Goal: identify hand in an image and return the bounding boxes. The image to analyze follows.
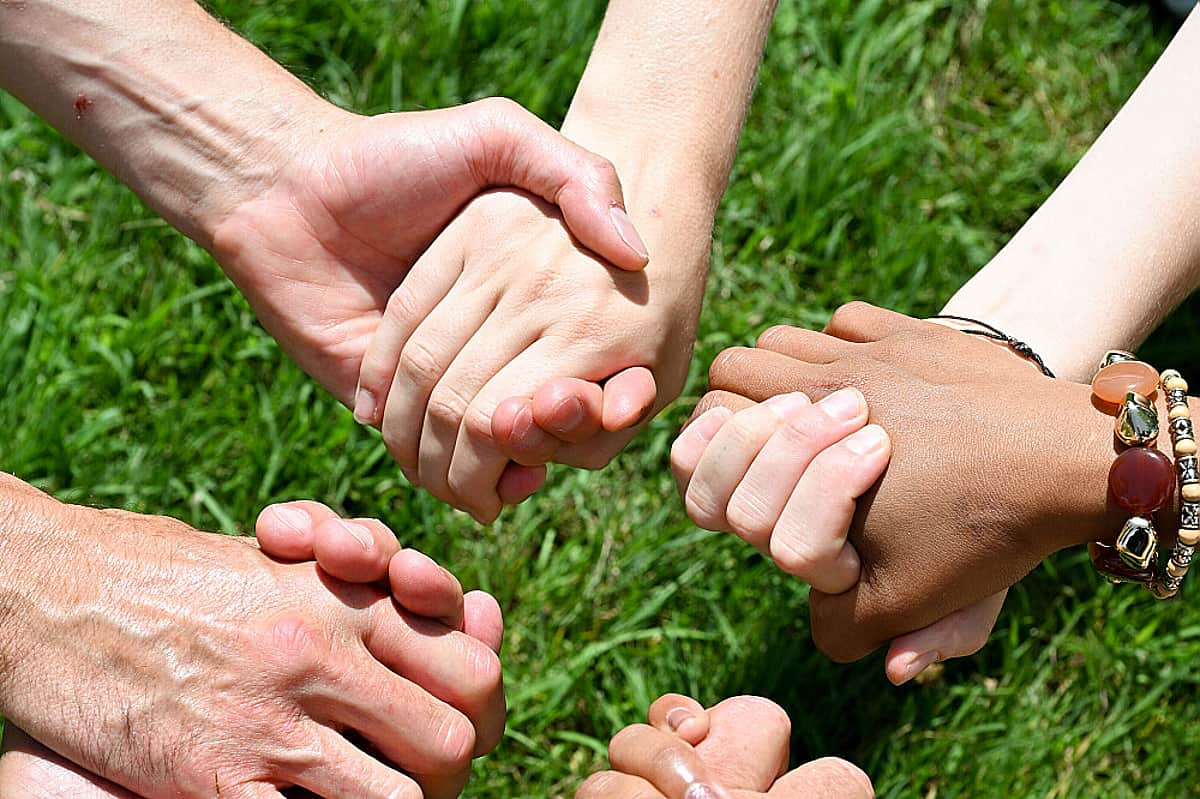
[355,189,705,521]
[0,480,504,799]
[697,303,1120,664]
[577,693,874,798]
[673,382,999,684]
[670,389,890,594]
[210,97,649,416]
[253,499,504,650]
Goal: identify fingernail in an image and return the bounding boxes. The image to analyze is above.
[665,707,693,731]
[558,397,585,430]
[766,391,810,417]
[819,387,865,423]
[353,388,377,425]
[334,520,374,551]
[512,405,535,441]
[844,424,887,456]
[899,651,940,684]
[405,548,439,570]
[610,206,650,261]
[270,504,310,534]
[684,784,730,799]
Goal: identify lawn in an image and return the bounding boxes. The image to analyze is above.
[1,0,1197,797]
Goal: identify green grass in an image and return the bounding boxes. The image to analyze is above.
[2,0,1196,796]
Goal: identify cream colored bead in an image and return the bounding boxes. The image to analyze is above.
[1180,529,1200,547]
[1164,375,1189,392]
[1170,404,1191,420]
[1168,560,1189,578]
[1184,484,1200,502]
[1162,368,1183,383]
[1176,439,1198,456]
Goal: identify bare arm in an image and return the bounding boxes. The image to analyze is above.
[942,11,1200,380]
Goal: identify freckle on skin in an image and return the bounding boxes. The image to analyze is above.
[649,207,662,219]
[74,93,94,120]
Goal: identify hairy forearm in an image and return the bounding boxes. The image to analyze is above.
[562,0,778,263]
[0,0,335,248]
[942,11,1200,382]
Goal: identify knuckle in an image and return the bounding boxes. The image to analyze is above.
[709,347,751,385]
[828,300,873,331]
[756,324,794,349]
[725,490,774,546]
[460,402,496,444]
[261,615,331,678]
[398,339,443,389]
[385,283,423,322]
[770,531,821,578]
[433,713,476,772]
[426,384,472,429]
[684,485,724,531]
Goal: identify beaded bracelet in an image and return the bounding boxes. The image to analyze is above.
[1088,353,1196,598]
[1088,352,1170,583]
[1152,370,1198,599]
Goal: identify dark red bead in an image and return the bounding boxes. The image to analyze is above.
[1108,447,1175,514]
[1089,541,1156,584]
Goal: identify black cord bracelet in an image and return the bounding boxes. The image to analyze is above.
[928,314,1056,379]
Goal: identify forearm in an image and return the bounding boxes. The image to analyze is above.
[941,11,1200,382]
[561,0,778,263]
[0,0,336,248]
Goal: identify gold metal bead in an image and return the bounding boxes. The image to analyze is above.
[1116,516,1158,570]
[1116,392,1159,446]
[1101,350,1139,370]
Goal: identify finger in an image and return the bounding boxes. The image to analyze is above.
[314,651,477,780]
[553,426,641,470]
[255,501,340,562]
[697,696,791,791]
[755,325,851,362]
[601,367,658,432]
[497,462,548,505]
[312,517,400,584]
[885,590,1007,686]
[492,397,561,466]
[445,337,592,521]
[647,694,710,747]
[388,548,465,628]
[378,272,498,485]
[462,590,505,654]
[822,301,917,342]
[419,311,542,521]
[576,771,668,799]
[767,422,891,594]
[670,406,735,501]
[686,391,756,426]
[289,726,421,799]
[608,725,731,799]
[462,97,650,271]
[708,348,833,404]
[767,758,874,799]
[724,389,871,556]
[364,606,506,756]
[354,238,464,428]
[683,394,811,534]
[529,377,604,443]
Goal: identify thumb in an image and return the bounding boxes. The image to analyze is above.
[884,590,1007,686]
[460,97,650,271]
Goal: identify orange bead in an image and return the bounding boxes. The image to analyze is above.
[1092,360,1159,405]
